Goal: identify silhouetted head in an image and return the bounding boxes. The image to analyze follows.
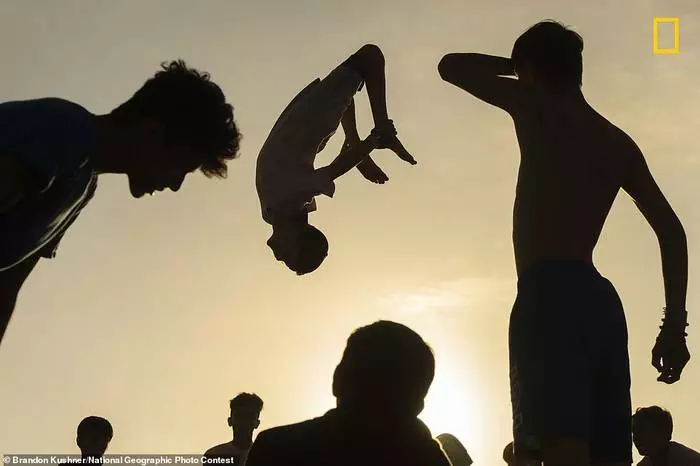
[227,393,263,438]
[503,442,515,464]
[76,416,113,458]
[332,320,435,419]
[633,406,673,456]
[268,221,328,275]
[511,20,583,88]
[104,60,240,198]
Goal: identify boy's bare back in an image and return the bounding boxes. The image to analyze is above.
[511,94,635,273]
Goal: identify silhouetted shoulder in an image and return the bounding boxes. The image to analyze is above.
[255,417,325,447]
[203,443,230,457]
[246,417,327,466]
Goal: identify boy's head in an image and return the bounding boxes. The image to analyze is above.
[106,60,240,198]
[76,416,113,458]
[511,20,584,88]
[332,320,435,418]
[267,222,328,275]
[228,393,263,437]
[632,406,673,456]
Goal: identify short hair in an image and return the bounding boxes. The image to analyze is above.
[511,20,584,86]
[292,225,328,275]
[111,59,240,178]
[77,416,113,439]
[230,393,263,413]
[633,406,673,439]
[333,320,435,412]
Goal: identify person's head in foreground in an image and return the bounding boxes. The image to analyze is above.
[76,416,113,458]
[229,392,263,439]
[503,441,541,466]
[332,320,435,420]
[267,217,328,275]
[97,60,240,198]
[437,433,473,466]
[511,20,583,89]
[633,406,673,457]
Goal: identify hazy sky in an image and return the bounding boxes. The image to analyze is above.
[1,0,698,463]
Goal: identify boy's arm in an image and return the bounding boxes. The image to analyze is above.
[620,142,689,382]
[317,136,378,182]
[438,53,523,111]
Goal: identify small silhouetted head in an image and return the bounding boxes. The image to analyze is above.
[511,20,584,87]
[76,416,113,458]
[633,406,673,456]
[228,393,263,437]
[503,442,515,464]
[332,320,435,417]
[268,223,328,275]
[109,60,241,198]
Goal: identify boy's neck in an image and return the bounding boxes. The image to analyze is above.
[649,442,672,466]
[91,114,125,175]
[231,434,253,449]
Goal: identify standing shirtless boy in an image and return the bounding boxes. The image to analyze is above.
[439,20,690,466]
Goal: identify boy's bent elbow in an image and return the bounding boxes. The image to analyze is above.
[437,54,454,81]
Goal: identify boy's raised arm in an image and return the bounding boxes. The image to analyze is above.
[438,53,524,111]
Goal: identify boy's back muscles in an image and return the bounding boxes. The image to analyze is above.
[510,100,636,272]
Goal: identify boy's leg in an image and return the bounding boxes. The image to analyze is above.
[340,98,389,184]
[510,272,595,466]
[344,44,417,165]
[541,438,590,466]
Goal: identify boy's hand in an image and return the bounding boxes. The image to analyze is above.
[652,331,690,384]
[370,120,417,165]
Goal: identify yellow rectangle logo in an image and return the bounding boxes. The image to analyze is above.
[653,17,680,54]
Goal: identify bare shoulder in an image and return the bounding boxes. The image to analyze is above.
[204,442,232,456]
[610,125,649,183]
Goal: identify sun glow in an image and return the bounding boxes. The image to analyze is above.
[420,358,487,461]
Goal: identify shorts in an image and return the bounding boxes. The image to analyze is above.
[509,260,632,463]
[264,63,364,159]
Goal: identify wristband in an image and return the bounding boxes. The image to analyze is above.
[659,307,688,337]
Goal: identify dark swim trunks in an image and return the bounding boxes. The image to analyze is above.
[509,260,632,463]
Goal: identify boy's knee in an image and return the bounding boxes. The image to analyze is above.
[358,43,383,59]
[349,44,384,71]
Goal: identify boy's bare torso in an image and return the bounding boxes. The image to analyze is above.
[510,93,634,274]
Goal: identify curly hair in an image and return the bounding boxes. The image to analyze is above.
[111,60,240,178]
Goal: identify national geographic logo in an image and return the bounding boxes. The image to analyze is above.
[653,17,680,54]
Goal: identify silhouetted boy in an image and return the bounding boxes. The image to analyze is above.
[633,406,700,466]
[256,44,416,275]
[204,393,264,466]
[0,60,240,345]
[246,321,450,466]
[439,19,690,466]
[61,416,112,465]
